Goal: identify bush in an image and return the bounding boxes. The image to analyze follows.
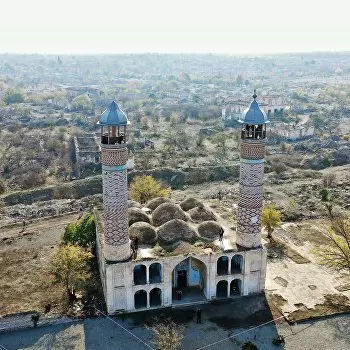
[242,342,258,350]
[63,214,96,248]
[130,175,170,204]
[3,88,25,104]
[0,179,6,194]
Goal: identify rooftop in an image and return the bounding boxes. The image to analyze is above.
[98,101,130,127]
[238,91,270,125]
[95,198,244,264]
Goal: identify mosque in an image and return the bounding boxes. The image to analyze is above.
[95,92,269,313]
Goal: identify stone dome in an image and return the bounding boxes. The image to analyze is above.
[128,208,150,226]
[188,206,216,222]
[198,221,222,240]
[146,197,171,211]
[129,222,157,245]
[157,219,197,245]
[152,203,188,227]
[128,200,142,209]
[180,197,204,211]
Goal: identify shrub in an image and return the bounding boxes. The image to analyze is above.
[63,214,96,248]
[130,175,170,204]
[3,88,25,104]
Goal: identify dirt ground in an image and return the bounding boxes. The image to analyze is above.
[0,213,80,316]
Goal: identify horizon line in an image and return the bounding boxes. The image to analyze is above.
[1,50,350,56]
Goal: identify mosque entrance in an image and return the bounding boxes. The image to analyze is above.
[172,257,207,304]
[177,270,187,288]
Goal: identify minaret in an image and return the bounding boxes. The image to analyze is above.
[98,101,131,261]
[236,91,269,248]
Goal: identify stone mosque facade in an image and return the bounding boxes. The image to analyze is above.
[95,93,269,314]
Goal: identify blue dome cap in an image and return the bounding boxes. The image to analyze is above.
[238,91,269,125]
[98,101,130,126]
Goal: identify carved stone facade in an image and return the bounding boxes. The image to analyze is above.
[101,144,131,261]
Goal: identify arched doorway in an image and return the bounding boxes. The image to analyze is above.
[172,257,207,304]
[150,288,162,307]
[230,279,242,296]
[231,255,243,274]
[216,280,228,298]
[149,263,162,284]
[133,264,146,285]
[217,256,229,275]
[134,290,147,309]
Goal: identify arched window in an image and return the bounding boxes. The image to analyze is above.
[231,255,243,274]
[134,290,147,309]
[133,264,146,285]
[230,279,242,296]
[149,263,162,284]
[217,256,229,275]
[150,288,162,307]
[216,280,228,298]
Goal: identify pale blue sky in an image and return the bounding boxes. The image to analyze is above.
[1,0,349,54]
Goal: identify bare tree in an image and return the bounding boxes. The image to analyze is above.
[313,218,350,273]
[147,318,184,350]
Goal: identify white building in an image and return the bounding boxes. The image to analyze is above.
[95,95,269,313]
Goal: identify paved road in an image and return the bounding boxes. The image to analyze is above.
[1,314,349,350]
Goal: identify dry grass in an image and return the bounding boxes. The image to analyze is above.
[0,214,81,316]
[0,245,66,315]
[288,294,350,322]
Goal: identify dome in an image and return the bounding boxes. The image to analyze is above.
[157,219,197,245]
[152,203,188,227]
[98,101,130,126]
[129,222,157,245]
[198,221,223,240]
[238,92,269,125]
[128,208,150,226]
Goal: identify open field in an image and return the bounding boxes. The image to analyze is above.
[0,214,80,316]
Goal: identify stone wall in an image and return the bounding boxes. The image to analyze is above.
[102,248,267,313]
[2,165,240,206]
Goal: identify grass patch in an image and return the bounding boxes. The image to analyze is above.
[288,294,350,322]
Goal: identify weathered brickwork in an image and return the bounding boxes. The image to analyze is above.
[240,141,265,160]
[239,163,264,186]
[101,146,128,166]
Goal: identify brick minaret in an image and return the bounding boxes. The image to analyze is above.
[99,101,131,261]
[236,91,269,248]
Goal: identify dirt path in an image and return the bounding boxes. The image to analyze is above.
[0,213,81,241]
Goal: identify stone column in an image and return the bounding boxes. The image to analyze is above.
[236,139,266,248]
[101,143,131,261]
[146,265,150,284]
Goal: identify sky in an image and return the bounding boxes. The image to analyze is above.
[1,0,350,55]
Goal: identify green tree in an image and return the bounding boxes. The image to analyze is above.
[51,244,93,297]
[63,214,96,249]
[71,94,93,114]
[211,133,230,153]
[262,204,283,239]
[130,175,170,204]
[319,188,334,218]
[312,218,350,273]
[3,88,25,104]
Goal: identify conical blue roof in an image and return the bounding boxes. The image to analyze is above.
[238,92,269,125]
[98,101,130,126]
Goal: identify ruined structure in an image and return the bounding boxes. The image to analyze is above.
[96,96,268,313]
[222,95,290,120]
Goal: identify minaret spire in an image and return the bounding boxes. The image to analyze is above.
[252,89,257,100]
[98,101,131,261]
[236,93,269,248]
